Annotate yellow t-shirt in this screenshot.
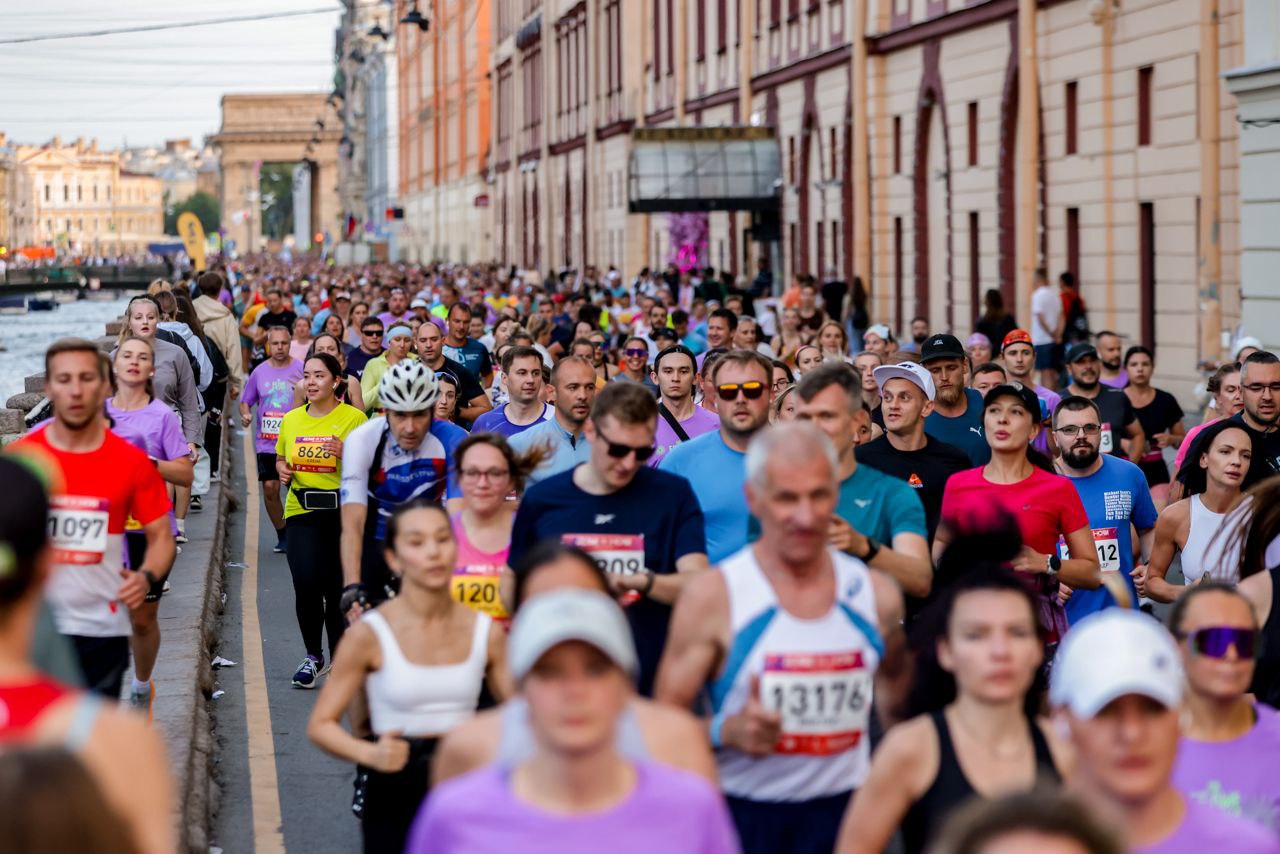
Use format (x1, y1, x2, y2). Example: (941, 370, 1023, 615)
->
(276, 402, 367, 518)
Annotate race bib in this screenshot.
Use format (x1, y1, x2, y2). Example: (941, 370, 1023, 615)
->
(1059, 527, 1122, 573)
(259, 412, 284, 440)
(1100, 423, 1114, 454)
(291, 435, 336, 473)
(760, 651, 872, 756)
(48, 496, 110, 565)
(451, 566, 509, 619)
(561, 533, 645, 575)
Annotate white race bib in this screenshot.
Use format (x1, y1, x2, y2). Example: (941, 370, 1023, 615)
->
(561, 533, 645, 575)
(48, 495, 110, 565)
(1060, 527, 1122, 573)
(1099, 423, 1114, 454)
(259, 413, 284, 440)
(760, 651, 872, 756)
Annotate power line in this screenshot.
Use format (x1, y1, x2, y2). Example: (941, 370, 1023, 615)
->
(0, 7, 342, 45)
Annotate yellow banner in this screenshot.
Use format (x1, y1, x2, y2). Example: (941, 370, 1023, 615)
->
(177, 211, 206, 272)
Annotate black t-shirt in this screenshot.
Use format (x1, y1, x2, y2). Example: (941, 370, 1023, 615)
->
(432, 355, 486, 407)
(1230, 413, 1280, 487)
(821, 279, 848, 320)
(257, 309, 297, 333)
(346, 346, 381, 380)
(1131, 389, 1184, 486)
(1080, 386, 1137, 457)
(509, 466, 706, 696)
(856, 434, 970, 543)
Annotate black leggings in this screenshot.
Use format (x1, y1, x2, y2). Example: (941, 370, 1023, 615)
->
(359, 737, 437, 854)
(284, 509, 345, 660)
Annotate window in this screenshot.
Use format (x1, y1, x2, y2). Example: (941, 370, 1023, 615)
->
(63, 185, 69, 202)
(967, 101, 978, 167)
(77, 185, 82, 202)
(789, 136, 797, 184)
(652, 0, 662, 80)
(44, 184, 50, 202)
(1139, 202, 1155, 347)
(893, 115, 902, 174)
(829, 127, 838, 179)
(1065, 81, 1078, 155)
(717, 0, 728, 52)
(969, 211, 980, 309)
(893, 217, 904, 327)
(816, 219, 825, 273)
(1137, 66, 1153, 147)
(696, 0, 706, 60)
(1066, 207, 1080, 284)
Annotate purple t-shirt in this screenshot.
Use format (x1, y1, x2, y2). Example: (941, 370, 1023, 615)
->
(650, 405, 720, 467)
(240, 360, 303, 454)
(407, 761, 740, 854)
(1101, 369, 1129, 389)
(1032, 384, 1062, 455)
(1137, 798, 1279, 853)
(1172, 703, 1280, 834)
(472, 403, 551, 438)
(106, 398, 190, 462)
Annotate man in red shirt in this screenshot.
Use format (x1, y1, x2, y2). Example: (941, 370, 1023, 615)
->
(10, 338, 175, 698)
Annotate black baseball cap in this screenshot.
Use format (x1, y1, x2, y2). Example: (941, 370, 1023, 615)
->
(1064, 343, 1099, 364)
(652, 326, 678, 341)
(983, 381, 1042, 416)
(920, 334, 966, 364)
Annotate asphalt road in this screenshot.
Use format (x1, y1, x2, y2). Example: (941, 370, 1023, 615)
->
(210, 433, 361, 854)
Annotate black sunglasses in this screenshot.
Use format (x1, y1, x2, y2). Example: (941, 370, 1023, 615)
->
(595, 426, 655, 462)
(1180, 626, 1258, 659)
(717, 381, 766, 401)
(362, 328, 384, 336)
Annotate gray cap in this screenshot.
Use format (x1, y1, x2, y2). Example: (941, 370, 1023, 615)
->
(507, 589, 638, 681)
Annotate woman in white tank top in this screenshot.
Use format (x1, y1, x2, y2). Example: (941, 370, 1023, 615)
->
(1135, 422, 1251, 602)
(308, 499, 513, 854)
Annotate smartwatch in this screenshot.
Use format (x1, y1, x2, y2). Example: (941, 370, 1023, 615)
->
(861, 536, 882, 564)
(1046, 553, 1062, 577)
(640, 570, 657, 597)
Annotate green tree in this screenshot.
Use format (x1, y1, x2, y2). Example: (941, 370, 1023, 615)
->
(258, 163, 296, 241)
(165, 190, 221, 235)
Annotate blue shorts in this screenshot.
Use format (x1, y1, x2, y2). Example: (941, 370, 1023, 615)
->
(1034, 343, 1059, 370)
(726, 790, 852, 854)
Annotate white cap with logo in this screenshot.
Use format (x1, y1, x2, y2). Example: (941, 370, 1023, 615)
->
(873, 362, 936, 401)
(507, 589, 638, 681)
(1050, 609, 1184, 718)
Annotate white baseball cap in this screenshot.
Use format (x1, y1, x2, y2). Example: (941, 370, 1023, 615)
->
(1235, 336, 1263, 359)
(873, 362, 936, 401)
(864, 323, 893, 342)
(410, 298, 429, 309)
(1050, 609, 1183, 719)
(508, 589, 638, 681)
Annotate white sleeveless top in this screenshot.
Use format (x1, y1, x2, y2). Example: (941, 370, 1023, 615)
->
(364, 609, 490, 737)
(710, 545, 882, 802)
(1182, 494, 1242, 584)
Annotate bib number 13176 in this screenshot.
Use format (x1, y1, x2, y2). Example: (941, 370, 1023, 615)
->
(759, 651, 871, 756)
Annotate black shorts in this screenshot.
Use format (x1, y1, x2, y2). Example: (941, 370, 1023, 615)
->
(256, 451, 279, 482)
(68, 634, 130, 700)
(125, 532, 169, 603)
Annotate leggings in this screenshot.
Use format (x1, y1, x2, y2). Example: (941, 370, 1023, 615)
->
(284, 509, 345, 660)
(359, 737, 437, 854)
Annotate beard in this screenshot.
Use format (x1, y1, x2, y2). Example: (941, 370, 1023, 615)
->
(913, 332, 928, 344)
(1061, 442, 1100, 470)
(1072, 374, 1099, 391)
(1102, 358, 1121, 372)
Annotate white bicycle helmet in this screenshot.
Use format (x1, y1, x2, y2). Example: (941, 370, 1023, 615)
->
(379, 360, 440, 412)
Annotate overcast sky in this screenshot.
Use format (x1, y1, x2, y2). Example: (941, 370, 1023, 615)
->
(0, 1, 344, 151)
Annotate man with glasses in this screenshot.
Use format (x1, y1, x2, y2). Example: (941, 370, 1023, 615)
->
(414, 321, 492, 423)
(1052, 396, 1158, 623)
(509, 382, 709, 696)
(1230, 350, 1280, 485)
(346, 318, 385, 381)
(508, 356, 598, 486)
(471, 346, 550, 437)
(614, 334, 660, 396)
(661, 351, 774, 562)
(1064, 342, 1145, 462)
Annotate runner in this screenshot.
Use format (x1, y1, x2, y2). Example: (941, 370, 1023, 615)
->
(818, 321, 852, 363)
(509, 382, 708, 695)
(616, 335, 660, 395)
(773, 385, 798, 422)
(346, 316, 385, 381)
(1124, 346, 1185, 503)
(771, 307, 804, 365)
(965, 332, 992, 366)
(408, 588, 738, 854)
(853, 351, 885, 426)
(375, 286, 413, 328)
(1063, 342, 1146, 462)
(340, 361, 467, 618)
(1051, 609, 1276, 852)
(771, 359, 796, 401)
(1051, 396, 1158, 623)
(0, 457, 174, 854)
(968, 361, 1007, 395)
(1133, 420, 1251, 602)
(793, 363, 933, 598)
(107, 337, 194, 712)
(928, 791, 1125, 854)
(1096, 330, 1128, 388)
(507, 356, 597, 485)
(277, 352, 368, 687)
(470, 346, 549, 436)
(432, 541, 717, 784)
(1030, 268, 1062, 390)
(857, 361, 969, 546)
(587, 329, 621, 383)
(113, 295, 202, 456)
(308, 499, 511, 853)
(433, 373, 463, 426)
(660, 350, 773, 562)
(1167, 582, 1280, 835)
(999, 329, 1059, 455)
(650, 344, 719, 467)
(239, 325, 303, 553)
(835, 569, 1067, 854)
(302, 332, 366, 411)
(656, 422, 905, 854)
(360, 325, 415, 413)
(794, 344, 824, 376)
(442, 302, 493, 387)
(1230, 351, 1280, 485)
(10, 339, 176, 700)
(415, 320, 493, 423)
(1175, 362, 1242, 479)
(921, 334, 991, 466)
(862, 323, 897, 358)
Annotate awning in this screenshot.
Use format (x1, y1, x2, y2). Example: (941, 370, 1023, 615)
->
(148, 242, 186, 255)
(628, 126, 782, 213)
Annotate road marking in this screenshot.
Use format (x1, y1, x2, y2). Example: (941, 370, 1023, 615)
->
(241, 431, 285, 853)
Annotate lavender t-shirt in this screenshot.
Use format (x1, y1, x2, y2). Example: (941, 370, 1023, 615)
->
(241, 360, 303, 454)
(1172, 703, 1280, 834)
(106, 398, 191, 462)
(650, 406, 720, 468)
(407, 761, 740, 854)
(1137, 798, 1279, 853)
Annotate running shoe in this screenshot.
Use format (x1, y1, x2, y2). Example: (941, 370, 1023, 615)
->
(210, 471, 221, 483)
(162, 578, 171, 594)
(190, 495, 203, 512)
(175, 530, 189, 544)
(273, 531, 287, 554)
(292, 655, 323, 689)
(129, 681, 155, 721)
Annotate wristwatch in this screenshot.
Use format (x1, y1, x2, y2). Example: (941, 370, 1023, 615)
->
(861, 536, 881, 564)
(640, 569, 657, 597)
(1046, 553, 1062, 577)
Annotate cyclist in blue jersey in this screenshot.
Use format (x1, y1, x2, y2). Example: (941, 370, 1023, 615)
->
(339, 360, 468, 620)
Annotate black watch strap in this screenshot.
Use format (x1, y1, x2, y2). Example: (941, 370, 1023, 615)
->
(641, 570, 657, 597)
(862, 537, 881, 563)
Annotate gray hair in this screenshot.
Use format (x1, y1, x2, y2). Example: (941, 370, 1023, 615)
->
(745, 422, 839, 490)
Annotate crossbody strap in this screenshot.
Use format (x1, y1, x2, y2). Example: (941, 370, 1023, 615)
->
(657, 403, 690, 443)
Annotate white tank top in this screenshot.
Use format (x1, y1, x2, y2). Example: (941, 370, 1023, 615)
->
(1181, 495, 1243, 584)
(710, 545, 882, 802)
(363, 609, 490, 737)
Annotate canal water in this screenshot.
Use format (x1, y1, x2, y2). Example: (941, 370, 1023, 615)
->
(0, 294, 134, 402)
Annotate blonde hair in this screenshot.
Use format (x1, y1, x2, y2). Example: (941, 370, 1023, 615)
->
(146, 278, 173, 296)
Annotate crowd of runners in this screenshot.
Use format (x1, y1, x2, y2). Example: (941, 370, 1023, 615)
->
(2, 254, 1280, 853)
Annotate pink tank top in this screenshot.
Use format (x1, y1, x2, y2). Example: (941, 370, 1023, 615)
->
(450, 513, 511, 621)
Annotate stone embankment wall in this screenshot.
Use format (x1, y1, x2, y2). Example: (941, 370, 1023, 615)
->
(0, 321, 121, 445)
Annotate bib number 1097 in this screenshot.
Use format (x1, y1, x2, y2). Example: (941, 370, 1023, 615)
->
(48, 495, 110, 565)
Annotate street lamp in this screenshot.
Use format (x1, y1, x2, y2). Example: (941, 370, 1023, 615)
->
(367, 23, 390, 40)
(400, 2, 429, 31)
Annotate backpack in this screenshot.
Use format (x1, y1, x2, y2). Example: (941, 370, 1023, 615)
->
(1064, 294, 1090, 344)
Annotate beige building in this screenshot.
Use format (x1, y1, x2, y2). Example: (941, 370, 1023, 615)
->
(7, 136, 166, 255)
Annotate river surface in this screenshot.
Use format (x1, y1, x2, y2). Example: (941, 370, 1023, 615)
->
(0, 293, 134, 402)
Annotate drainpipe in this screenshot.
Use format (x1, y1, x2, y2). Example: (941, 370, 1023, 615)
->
(1198, 0, 1223, 364)
(1017, 0, 1040, 317)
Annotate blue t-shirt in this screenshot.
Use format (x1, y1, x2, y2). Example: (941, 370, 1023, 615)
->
(509, 466, 706, 696)
(471, 403, 550, 438)
(442, 338, 493, 380)
(924, 387, 992, 466)
(659, 430, 748, 563)
(837, 463, 928, 544)
(1060, 455, 1159, 623)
